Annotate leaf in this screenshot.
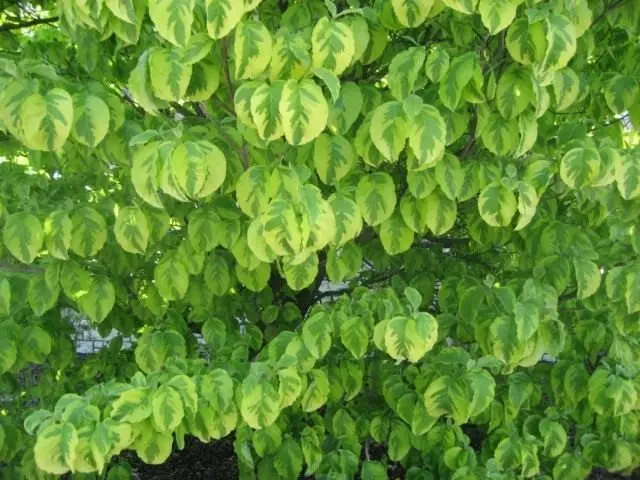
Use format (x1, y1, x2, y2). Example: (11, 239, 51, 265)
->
(21, 89, 73, 151)
(28, 275, 60, 317)
(205, 0, 245, 39)
(329, 193, 363, 246)
(480, 113, 518, 155)
(79, 277, 116, 324)
(424, 187, 457, 235)
(539, 15, 577, 74)
(0, 332, 17, 374)
(106, 0, 137, 24)
(388, 47, 426, 100)
(301, 369, 329, 412)
(186, 61, 220, 101)
(361, 460, 387, 480)
(3, 212, 43, 264)
(553, 67, 580, 112)
(235, 20, 273, 80)
(152, 386, 184, 432)
(154, 252, 189, 300)
(560, 147, 601, 189)
(236, 262, 271, 292)
(380, 212, 415, 255)
(302, 312, 333, 359)
(271, 34, 310, 81)
(506, 18, 547, 65)
(114, 206, 149, 255)
(72, 94, 110, 147)
(0, 278, 9, 316)
(370, 101, 408, 161)
(149, 0, 195, 47)
(283, 253, 319, 291)
(604, 75, 639, 115)
(250, 81, 285, 141)
(539, 419, 567, 458)
(478, 0, 519, 34)
(478, 182, 517, 227)
(240, 377, 281, 429)
(313, 133, 355, 185)
(44, 211, 73, 260)
(149, 48, 193, 102)
(274, 437, 304, 479)
(70, 207, 107, 258)
(280, 79, 329, 146)
(311, 17, 356, 75)
(356, 172, 397, 226)
(312, 67, 341, 103)
(441, 0, 477, 14)
(615, 150, 640, 200)
(388, 422, 411, 461)
(425, 45, 450, 82)
(131, 142, 163, 208)
(496, 65, 533, 119)
(34, 423, 78, 475)
(391, 0, 434, 28)
(573, 259, 601, 299)
(438, 52, 478, 111)
(408, 104, 447, 169)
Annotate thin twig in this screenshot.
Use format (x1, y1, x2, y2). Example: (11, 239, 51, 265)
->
(0, 263, 45, 274)
(0, 16, 58, 32)
(220, 38, 235, 101)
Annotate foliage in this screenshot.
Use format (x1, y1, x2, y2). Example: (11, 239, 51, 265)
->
(0, 0, 639, 479)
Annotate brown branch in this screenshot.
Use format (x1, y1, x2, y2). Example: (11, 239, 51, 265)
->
(0, 16, 58, 32)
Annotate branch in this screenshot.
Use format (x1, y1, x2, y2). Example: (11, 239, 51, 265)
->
(220, 38, 235, 101)
(593, 0, 627, 26)
(0, 16, 58, 32)
(0, 263, 45, 275)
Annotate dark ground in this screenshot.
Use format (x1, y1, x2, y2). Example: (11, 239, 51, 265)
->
(122, 437, 638, 479)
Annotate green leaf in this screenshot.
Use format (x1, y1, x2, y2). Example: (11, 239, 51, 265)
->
(34, 423, 78, 475)
(380, 212, 415, 255)
(553, 67, 580, 112)
(478, 182, 517, 227)
(21, 89, 74, 151)
(438, 52, 478, 111)
(615, 149, 640, 200)
(479, 113, 518, 155)
(149, 0, 195, 47)
(149, 48, 193, 102)
(114, 206, 149, 255)
(0, 278, 9, 316)
(370, 101, 408, 161)
(312, 67, 341, 103)
(154, 252, 189, 300)
(28, 275, 60, 317)
(604, 75, 639, 115)
(3, 212, 43, 264)
(274, 437, 304, 479)
(478, 0, 519, 34)
(539, 15, 577, 74)
(560, 147, 601, 189)
(205, 0, 244, 39)
(152, 385, 184, 433)
(72, 94, 110, 147)
(70, 207, 107, 258)
(235, 19, 273, 80)
(44, 211, 72, 260)
(312, 17, 356, 75)
(573, 259, 601, 300)
(314, 133, 356, 185)
(356, 172, 397, 226)
(506, 18, 547, 65)
(539, 419, 567, 458)
(408, 104, 447, 169)
(361, 460, 387, 480)
(424, 187, 457, 235)
(280, 79, 329, 146)
(388, 47, 426, 100)
(240, 377, 281, 429)
(391, 0, 434, 28)
(329, 193, 363, 246)
(79, 277, 116, 324)
(388, 422, 411, 461)
(0, 333, 17, 373)
(283, 253, 319, 291)
(380, 313, 438, 362)
(301, 369, 329, 412)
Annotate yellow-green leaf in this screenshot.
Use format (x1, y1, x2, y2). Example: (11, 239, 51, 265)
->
(114, 206, 149, 255)
(280, 79, 329, 146)
(235, 19, 273, 80)
(148, 0, 195, 47)
(3, 213, 43, 264)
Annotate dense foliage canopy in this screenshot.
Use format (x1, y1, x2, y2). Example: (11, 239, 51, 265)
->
(0, 0, 639, 478)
